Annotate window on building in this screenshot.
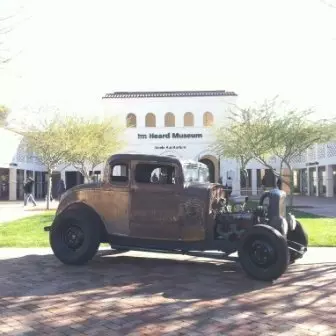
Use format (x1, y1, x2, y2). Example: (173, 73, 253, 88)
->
(110, 164, 128, 183)
(126, 113, 137, 128)
(145, 113, 156, 127)
(203, 112, 214, 127)
(184, 112, 194, 127)
(135, 163, 176, 184)
(164, 112, 175, 127)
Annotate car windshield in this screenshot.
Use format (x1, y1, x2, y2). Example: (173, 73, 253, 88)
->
(182, 161, 210, 183)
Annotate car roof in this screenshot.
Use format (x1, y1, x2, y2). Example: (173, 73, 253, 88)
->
(107, 153, 182, 165)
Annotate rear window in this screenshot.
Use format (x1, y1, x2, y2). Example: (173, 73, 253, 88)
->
(110, 163, 128, 183)
(135, 163, 176, 184)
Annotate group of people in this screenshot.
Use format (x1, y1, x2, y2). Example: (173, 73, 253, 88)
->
(23, 177, 66, 207)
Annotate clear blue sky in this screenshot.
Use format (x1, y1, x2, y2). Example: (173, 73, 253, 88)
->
(1, 0, 336, 118)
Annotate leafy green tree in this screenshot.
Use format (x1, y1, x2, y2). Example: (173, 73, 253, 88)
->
(213, 120, 253, 190)
(214, 98, 336, 204)
(62, 116, 126, 182)
(0, 105, 10, 126)
(16, 110, 126, 209)
(213, 101, 277, 191)
(22, 113, 70, 209)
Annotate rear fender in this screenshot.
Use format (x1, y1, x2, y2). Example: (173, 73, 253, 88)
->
(53, 201, 109, 242)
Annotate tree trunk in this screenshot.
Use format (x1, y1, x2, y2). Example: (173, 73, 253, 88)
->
(279, 160, 284, 178)
(286, 165, 295, 207)
(46, 170, 52, 210)
(242, 169, 249, 195)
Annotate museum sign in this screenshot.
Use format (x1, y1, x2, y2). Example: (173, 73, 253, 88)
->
(137, 132, 203, 140)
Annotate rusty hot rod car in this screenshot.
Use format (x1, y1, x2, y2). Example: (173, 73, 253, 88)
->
(45, 154, 308, 281)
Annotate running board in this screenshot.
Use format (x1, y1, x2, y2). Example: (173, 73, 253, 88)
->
(109, 245, 238, 261)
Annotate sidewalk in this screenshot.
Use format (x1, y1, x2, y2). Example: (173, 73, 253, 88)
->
(0, 201, 58, 224)
(249, 195, 336, 217)
(1, 246, 334, 263)
(0, 247, 335, 335)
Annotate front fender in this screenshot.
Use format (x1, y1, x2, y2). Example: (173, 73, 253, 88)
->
(46, 201, 109, 242)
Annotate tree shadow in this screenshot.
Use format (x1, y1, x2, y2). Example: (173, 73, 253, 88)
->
(0, 251, 335, 335)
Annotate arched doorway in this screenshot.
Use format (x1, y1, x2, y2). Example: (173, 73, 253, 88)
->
(199, 158, 215, 183)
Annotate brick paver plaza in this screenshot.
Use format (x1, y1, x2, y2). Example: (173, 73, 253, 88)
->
(0, 249, 335, 336)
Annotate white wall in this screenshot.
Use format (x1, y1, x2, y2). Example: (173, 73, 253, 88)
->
(0, 128, 46, 171)
(100, 93, 241, 191)
(102, 95, 237, 128)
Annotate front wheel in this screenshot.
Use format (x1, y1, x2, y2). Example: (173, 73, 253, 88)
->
(238, 224, 289, 281)
(50, 209, 100, 265)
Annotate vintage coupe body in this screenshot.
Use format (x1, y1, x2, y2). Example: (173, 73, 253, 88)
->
(45, 154, 308, 281)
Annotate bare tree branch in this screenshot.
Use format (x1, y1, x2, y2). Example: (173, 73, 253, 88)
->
(321, 0, 336, 9)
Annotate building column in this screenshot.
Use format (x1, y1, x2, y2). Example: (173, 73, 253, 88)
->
(307, 168, 310, 196)
(235, 162, 241, 195)
(299, 170, 303, 194)
(315, 166, 319, 196)
(9, 168, 17, 201)
(61, 170, 66, 187)
(219, 158, 225, 184)
(31, 170, 35, 196)
(252, 169, 258, 196)
(326, 165, 334, 197)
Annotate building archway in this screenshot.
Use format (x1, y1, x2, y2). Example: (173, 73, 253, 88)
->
(198, 155, 218, 183)
(203, 112, 214, 127)
(184, 112, 194, 126)
(164, 112, 175, 127)
(145, 113, 156, 127)
(126, 113, 136, 127)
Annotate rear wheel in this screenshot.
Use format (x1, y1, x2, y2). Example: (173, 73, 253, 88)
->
(238, 224, 289, 281)
(50, 209, 100, 265)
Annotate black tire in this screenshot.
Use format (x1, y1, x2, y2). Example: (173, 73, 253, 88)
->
(287, 220, 308, 264)
(238, 224, 289, 281)
(50, 209, 100, 265)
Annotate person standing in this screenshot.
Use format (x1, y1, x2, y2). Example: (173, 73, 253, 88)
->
(23, 177, 37, 207)
(226, 176, 233, 196)
(56, 179, 66, 199)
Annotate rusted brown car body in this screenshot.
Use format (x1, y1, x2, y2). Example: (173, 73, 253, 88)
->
(55, 154, 232, 252)
(46, 153, 308, 281)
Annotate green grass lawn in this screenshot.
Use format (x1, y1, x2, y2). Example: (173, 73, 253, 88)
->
(0, 208, 335, 247)
(0, 211, 56, 247)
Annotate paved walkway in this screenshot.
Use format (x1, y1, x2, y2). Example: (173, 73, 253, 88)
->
(1, 195, 336, 225)
(290, 196, 336, 218)
(0, 247, 335, 335)
(0, 201, 58, 224)
(248, 195, 336, 218)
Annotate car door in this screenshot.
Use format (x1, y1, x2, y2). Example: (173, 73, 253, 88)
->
(129, 161, 182, 240)
(91, 160, 131, 236)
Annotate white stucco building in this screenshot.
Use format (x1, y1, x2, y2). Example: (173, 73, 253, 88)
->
(58, 90, 241, 192)
(2, 89, 336, 200)
(103, 90, 239, 184)
(0, 127, 47, 201)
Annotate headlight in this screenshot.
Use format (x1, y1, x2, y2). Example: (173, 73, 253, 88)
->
(282, 218, 288, 236)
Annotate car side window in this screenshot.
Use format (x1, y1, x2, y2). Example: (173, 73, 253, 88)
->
(135, 163, 176, 184)
(110, 163, 128, 183)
